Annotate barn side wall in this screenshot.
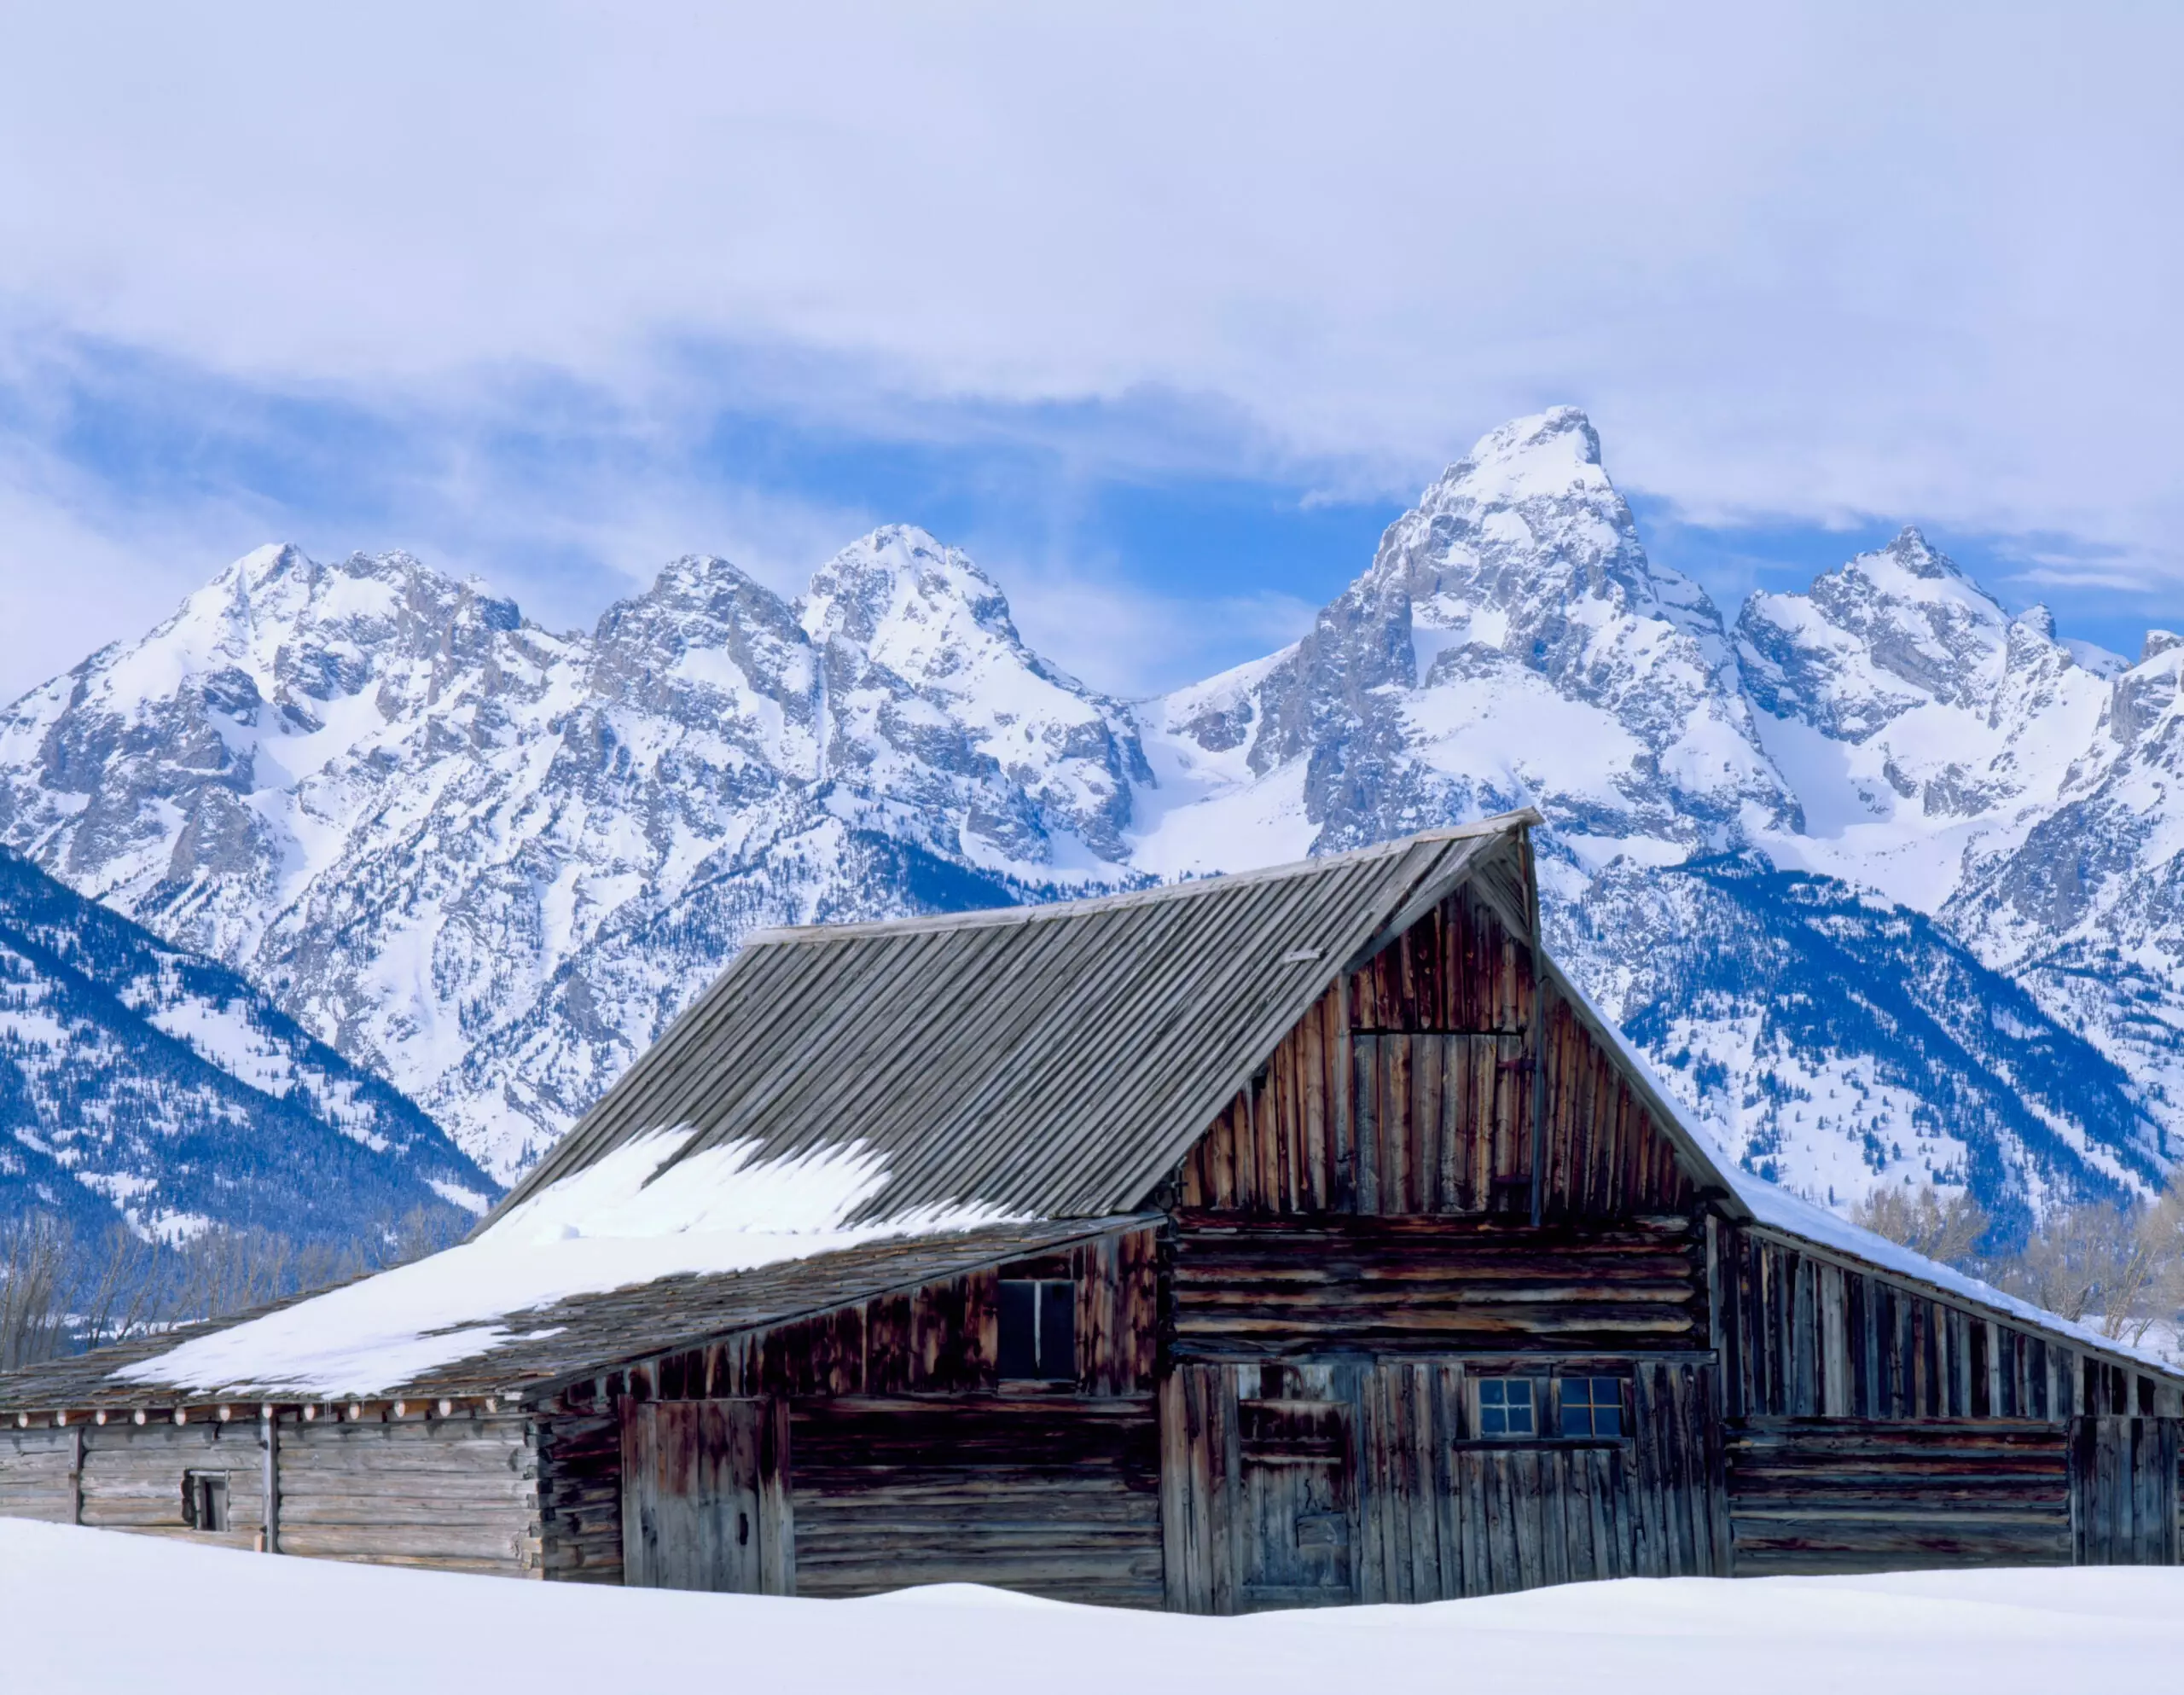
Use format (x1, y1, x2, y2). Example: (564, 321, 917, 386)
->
(275, 1413, 541, 1575)
(1716, 1223, 2184, 1572)
(537, 1226, 1164, 1601)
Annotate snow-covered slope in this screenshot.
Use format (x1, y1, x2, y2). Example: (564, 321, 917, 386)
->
(0, 845, 492, 1246)
(0, 531, 1143, 1178)
(0, 410, 2173, 1232)
(1133, 409, 1791, 876)
(12, 1518, 2181, 1695)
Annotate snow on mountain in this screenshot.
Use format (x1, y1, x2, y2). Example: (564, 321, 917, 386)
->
(0, 845, 492, 1247)
(1131, 407, 1792, 876)
(0, 410, 2173, 1234)
(0, 530, 1141, 1180)
(1737, 528, 2117, 911)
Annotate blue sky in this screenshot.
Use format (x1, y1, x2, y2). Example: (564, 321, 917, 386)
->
(0, 4, 2176, 699)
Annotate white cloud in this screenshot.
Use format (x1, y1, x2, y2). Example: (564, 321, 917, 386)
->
(0, 0, 2177, 682)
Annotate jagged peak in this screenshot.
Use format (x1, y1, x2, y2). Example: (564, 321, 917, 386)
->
(1420, 404, 1607, 513)
(801, 524, 1018, 649)
(2142, 630, 2181, 664)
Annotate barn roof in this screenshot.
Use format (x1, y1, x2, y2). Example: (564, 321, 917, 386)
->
(3, 810, 2178, 1416)
(498, 810, 1582, 1226)
(0, 1216, 1151, 1410)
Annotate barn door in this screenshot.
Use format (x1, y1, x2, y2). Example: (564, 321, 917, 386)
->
(2071, 1416, 2181, 1565)
(620, 1397, 793, 1593)
(1236, 1395, 1356, 1609)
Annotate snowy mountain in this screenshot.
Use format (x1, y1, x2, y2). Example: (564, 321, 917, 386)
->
(0, 530, 1143, 1178)
(0, 409, 2173, 1235)
(0, 845, 493, 1247)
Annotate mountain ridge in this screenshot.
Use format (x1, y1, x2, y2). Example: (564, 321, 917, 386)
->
(1, 409, 2173, 1234)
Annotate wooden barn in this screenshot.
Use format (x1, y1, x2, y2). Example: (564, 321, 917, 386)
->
(3, 810, 2180, 1603)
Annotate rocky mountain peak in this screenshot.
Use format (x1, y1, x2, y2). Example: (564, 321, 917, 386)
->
(2144, 630, 2182, 663)
(801, 525, 1019, 658)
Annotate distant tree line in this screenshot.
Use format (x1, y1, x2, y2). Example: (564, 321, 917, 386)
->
(1853, 1175, 2184, 1354)
(0, 1207, 471, 1372)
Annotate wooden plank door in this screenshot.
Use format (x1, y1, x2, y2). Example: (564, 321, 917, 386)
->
(2071, 1416, 2181, 1565)
(1235, 1395, 1356, 1609)
(621, 1397, 793, 1593)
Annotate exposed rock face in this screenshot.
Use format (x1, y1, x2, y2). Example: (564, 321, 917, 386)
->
(1, 412, 2174, 1236)
(0, 531, 1145, 1179)
(1170, 408, 1792, 860)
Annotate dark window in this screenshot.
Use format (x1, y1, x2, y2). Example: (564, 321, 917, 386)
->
(1476, 1377, 1535, 1437)
(997, 1278, 1076, 1380)
(1559, 1377, 1624, 1437)
(183, 1471, 229, 1532)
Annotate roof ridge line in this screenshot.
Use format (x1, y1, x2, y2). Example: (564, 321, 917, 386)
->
(743, 810, 1544, 946)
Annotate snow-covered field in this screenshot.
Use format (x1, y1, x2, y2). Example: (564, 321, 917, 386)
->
(6, 1520, 2180, 1695)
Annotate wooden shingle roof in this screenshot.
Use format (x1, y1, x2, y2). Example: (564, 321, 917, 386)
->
(500, 813, 1546, 1226)
(0, 1217, 1151, 1412)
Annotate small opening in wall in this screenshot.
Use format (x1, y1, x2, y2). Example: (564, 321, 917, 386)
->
(183, 1471, 229, 1532)
(997, 1279, 1077, 1381)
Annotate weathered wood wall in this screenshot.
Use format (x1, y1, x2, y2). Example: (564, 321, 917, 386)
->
(1181, 888, 1695, 1221)
(1159, 1357, 1722, 1612)
(2072, 1416, 2182, 1566)
(275, 1413, 539, 1575)
(790, 1396, 1162, 1605)
(1170, 1213, 1709, 1356)
(76, 1419, 269, 1549)
(0, 1426, 74, 1524)
(558, 1228, 1159, 1409)
(537, 1408, 623, 1583)
(1727, 1419, 2073, 1574)
(537, 1228, 1162, 1599)
(1716, 1226, 2181, 1421)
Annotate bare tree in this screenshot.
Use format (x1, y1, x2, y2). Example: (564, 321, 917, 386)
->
(0, 1212, 73, 1369)
(1988, 1179, 2184, 1344)
(1851, 1184, 1990, 1269)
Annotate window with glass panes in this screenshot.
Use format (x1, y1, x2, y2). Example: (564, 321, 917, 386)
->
(1475, 1377, 1536, 1437)
(1558, 1376, 1624, 1437)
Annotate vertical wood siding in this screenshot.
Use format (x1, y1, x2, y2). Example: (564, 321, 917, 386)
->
(567, 1228, 1160, 1408)
(1181, 888, 1695, 1220)
(1716, 1226, 2181, 1422)
(2071, 1417, 2182, 1565)
(1160, 1358, 1722, 1611)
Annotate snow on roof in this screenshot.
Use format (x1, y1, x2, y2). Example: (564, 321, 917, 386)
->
(105, 1129, 1027, 1400)
(1551, 957, 2184, 1380)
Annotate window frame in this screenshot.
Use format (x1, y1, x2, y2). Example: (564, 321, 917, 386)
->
(1554, 1374, 1629, 1439)
(1472, 1375, 1539, 1439)
(996, 1275, 1077, 1383)
(182, 1470, 229, 1533)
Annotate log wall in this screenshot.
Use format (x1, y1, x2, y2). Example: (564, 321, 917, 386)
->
(537, 1407, 623, 1583)
(1727, 1419, 2073, 1574)
(274, 1413, 539, 1576)
(1170, 1213, 1709, 1356)
(791, 1396, 1163, 1605)
(0, 1426, 73, 1524)
(80, 1419, 268, 1550)
(1180, 889, 1696, 1220)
